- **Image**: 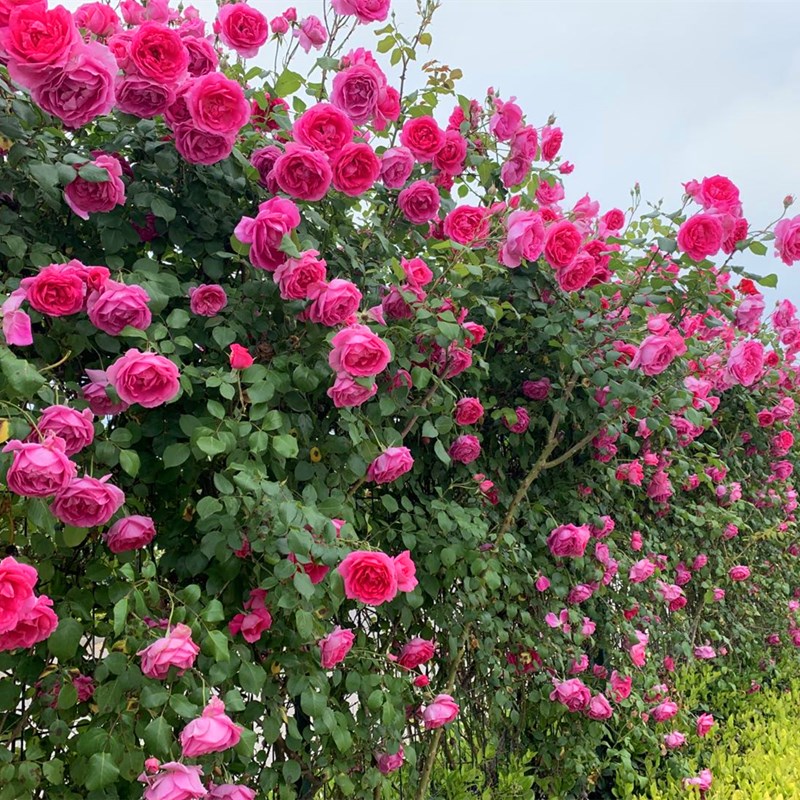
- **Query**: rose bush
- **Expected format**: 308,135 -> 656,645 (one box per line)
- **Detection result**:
1,1 -> 799,798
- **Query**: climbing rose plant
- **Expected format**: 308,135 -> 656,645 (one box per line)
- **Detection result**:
1,0 -> 800,798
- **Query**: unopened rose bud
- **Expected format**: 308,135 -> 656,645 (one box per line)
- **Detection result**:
784,194 -> 795,207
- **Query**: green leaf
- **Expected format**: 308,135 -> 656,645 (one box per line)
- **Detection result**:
272,434 -> 299,459
197,436 -> 226,457
749,240 -> 769,256
274,68 -> 304,97
47,618 -> 83,661
755,272 -> 778,288
143,717 -> 172,757
113,597 -> 128,636
295,609 -> 315,641
56,682 -> 78,710
239,661 -> 266,694
119,449 -> 140,477
282,760 -> 301,784
78,163 -> 110,182
196,496 -> 222,518
168,695 -> 198,718
332,725 -> 353,753
42,759 -> 64,785
163,443 -> 191,468
62,526 -> 88,547
84,753 -> 119,791
293,570 -> 316,599
0,348 -> 45,399
201,599 -> 225,623
207,630 -> 230,661
151,196 -> 176,221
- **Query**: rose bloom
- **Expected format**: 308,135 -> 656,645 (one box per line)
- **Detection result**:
547,523 -> 591,558
327,374 -> 377,408
556,251 -> 596,292
87,281 -> 151,335
184,36 -> 218,77
651,701 -> 679,722
319,626 -> 355,668
2,437 -> 77,497
130,21 -> 189,83
550,679 -> 591,712
338,550 -> 399,605
399,115 -> 446,162
677,213 -> 724,261
208,785 -> 256,800
329,324 -> 392,377
380,146 -> 415,189
397,637 -> 435,669
394,550 -> 417,591
22,261 -> 87,317
443,205 -> 490,246
0,593 -> 59,651
180,697 -> 242,758
105,515 -> 157,553
696,713 -> 715,736
294,14 -> 327,52
727,340 -> 764,386
332,0 -> 391,23
610,671 -> 632,702
729,565 -> 751,582
422,694 -> 460,728
186,72 -> 250,136
500,210 -> 546,268
664,731 -> 686,749
489,97 -> 523,142
0,556 -> 38,635
74,2 -> 120,37
586,693 -> 613,720
375,747 -> 404,775
331,142 -> 380,196
696,174 -> 741,213
229,590 -> 272,643
215,1 -> 269,58
397,180 -> 441,224
138,623 -> 200,679
235,196 -> 301,271
81,368 -> 130,416
36,406 -> 94,457
138,762 -> 206,800
30,40 -> 117,129
544,220 -> 582,269
401,257 -> 433,288
116,74 -> 176,118
107,349 -> 180,408
366,447 -> 414,484
51,474 -> 125,527
448,434 -> 481,465
293,102 -> 354,156
455,397 -> 484,426
64,154 -> 126,220
522,378 -> 550,400
273,144 -> 332,202
274,250 -> 327,300
229,344 -> 254,370
433,130 -> 467,176
174,124 -> 235,165
307,279 -> 362,326
250,144 -> 280,191
629,558 -> 656,583
330,62 -> 383,125
189,284 -> 227,317
775,215 -> 800,265
629,332 -> 685,376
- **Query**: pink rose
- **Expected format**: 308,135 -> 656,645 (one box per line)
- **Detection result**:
544,220 -> 582,268
664,731 -> 686,749
547,524 -> 591,558
535,575 -> 550,592
454,397 -> 484,426
503,406 -> 529,434
338,550 -> 398,605
319,625 -> 355,668
448,434 -> 481,465
586,693 -> 613,720
629,332 -> 686,376
270,15 -> 289,34
208,786 -> 256,800
294,15 -> 327,53
489,98 -> 523,142
696,713 -> 715,736
727,340 -> 764,386
729,565 -> 750,582
250,145 -> 281,191
3,437 -> 77,497
500,210 -> 545,268
307,279 -> 362,326
30,41 -> 117,129
331,0 -> 391,23
332,142 -> 380,196
36,406 -> 94,456
610,670 -> 632,701
380,146 -> 415,189
273,144 -> 332,202
422,694 -> 459,728
541,126 -> 563,161
229,344 -> 254,370
522,378 -> 550,400
274,250 -> 327,300
550,679 -> 590,712
329,324 -> 391,377
400,115 -> 446,162
184,36 -> 218,77
556,250 -> 596,292
393,550 -> 417,591
174,125 -> 235,165
375,747 -> 404,775
366,447 -> 414,484
215,2 -> 269,58
180,696 -> 242,758
0,594 -> 58,651
735,294 -> 764,332
401,257 -> 433,288
105,515 -> 156,553
397,637 -> 435,669
74,2 -> 120,37
443,205 -> 490,246
432,130 -> 467,176
651,701 -> 678,722
330,61 -> 383,125
0,556 -> 37,635
186,72 -> 250,135
130,22 -> 189,83
138,623 -> 200,679
81,369 -> 130,416
327,374 -> 377,408
138,762 -> 206,800
293,103 -> 354,156
235,196 -> 301,271
775,215 -> 800,265
107,349 -> 180,408
51,474 -> 125,527
397,179 -> 440,224
629,559 -> 655,584
115,74 -> 176,119
696,175 -> 741,213
64,154 -> 126,220
22,261 -> 87,317
189,284 -> 227,317
601,208 -> 626,232
87,280 -> 151,335
677,213 -> 724,261
229,590 -> 272,643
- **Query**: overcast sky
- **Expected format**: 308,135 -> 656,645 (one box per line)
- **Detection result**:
68,0 -> 800,302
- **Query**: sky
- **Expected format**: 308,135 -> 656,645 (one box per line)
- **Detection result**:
65,0 -> 800,303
